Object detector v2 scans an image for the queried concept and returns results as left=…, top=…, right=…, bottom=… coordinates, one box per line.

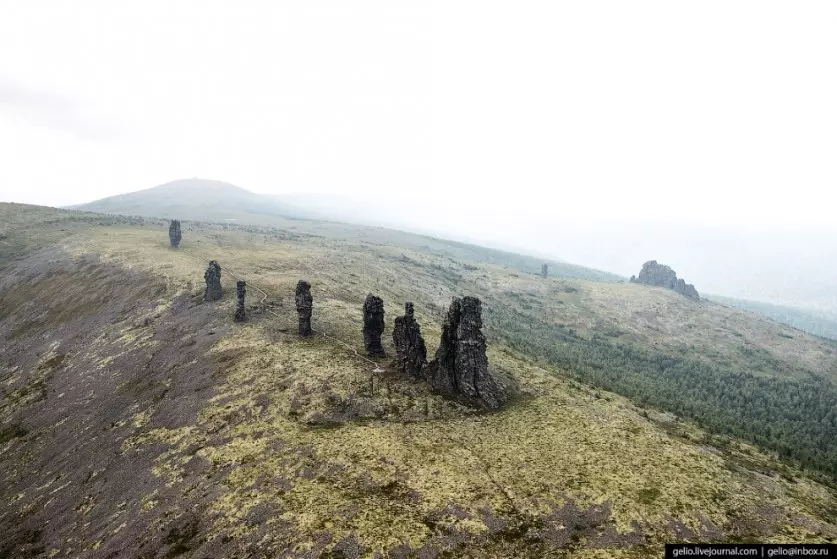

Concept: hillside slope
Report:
left=1, top=204, right=836, bottom=557
left=706, top=294, right=837, bottom=341
left=67, top=180, right=624, bottom=284
left=68, top=180, right=837, bottom=339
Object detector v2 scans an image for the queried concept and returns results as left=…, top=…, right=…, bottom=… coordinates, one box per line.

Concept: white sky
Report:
left=1, top=1, right=836, bottom=308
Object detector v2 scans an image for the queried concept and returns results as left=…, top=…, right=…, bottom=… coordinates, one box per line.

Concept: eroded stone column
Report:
left=363, top=294, right=386, bottom=357
left=295, top=280, right=313, bottom=336
left=234, top=280, right=246, bottom=322
left=423, top=296, right=512, bottom=410
left=169, top=220, right=182, bottom=248
left=203, top=261, right=222, bottom=301
left=393, top=302, right=427, bottom=377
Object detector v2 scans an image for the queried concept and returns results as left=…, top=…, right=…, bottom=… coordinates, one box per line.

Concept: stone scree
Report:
left=362, top=294, right=386, bottom=357
left=234, top=280, right=246, bottom=322
left=392, top=302, right=427, bottom=378
left=203, top=261, right=222, bottom=301
left=168, top=220, right=182, bottom=248
left=629, top=260, right=700, bottom=300
left=295, top=280, right=313, bottom=337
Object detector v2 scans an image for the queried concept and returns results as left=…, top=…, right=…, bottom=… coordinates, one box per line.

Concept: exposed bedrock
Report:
left=630, top=260, right=700, bottom=300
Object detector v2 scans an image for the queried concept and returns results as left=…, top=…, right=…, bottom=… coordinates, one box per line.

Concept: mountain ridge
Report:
left=1, top=202, right=836, bottom=557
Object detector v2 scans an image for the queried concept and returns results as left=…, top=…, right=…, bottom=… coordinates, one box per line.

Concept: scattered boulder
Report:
left=234, top=280, right=246, bottom=321
left=203, top=261, right=222, bottom=301
left=168, top=220, right=182, bottom=248
left=629, top=260, right=699, bottom=300
left=422, top=297, right=515, bottom=410
left=392, top=303, right=427, bottom=378
left=362, top=294, right=386, bottom=357
left=541, top=264, right=549, bottom=278
left=295, top=280, right=313, bottom=337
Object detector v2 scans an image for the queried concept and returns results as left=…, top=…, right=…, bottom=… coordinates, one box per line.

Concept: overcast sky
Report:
left=2, top=2, right=836, bottom=308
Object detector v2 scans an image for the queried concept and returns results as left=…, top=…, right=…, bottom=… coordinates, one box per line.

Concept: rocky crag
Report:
left=630, top=260, right=700, bottom=300
left=295, top=280, right=313, bottom=336
left=168, top=219, right=182, bottom=248
left=234, top=280, right=246, bottom=321
left=203, top=260, right=222, bottom=301
left=362, top=294, right=386, bottom=357
left=392, top=302, right=427, bottom=378
left=394, top=297, right=514, bottom=410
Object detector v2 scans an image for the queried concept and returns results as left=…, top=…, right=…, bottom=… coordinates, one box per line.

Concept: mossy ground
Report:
left=2, top=205, right=836, bottom=557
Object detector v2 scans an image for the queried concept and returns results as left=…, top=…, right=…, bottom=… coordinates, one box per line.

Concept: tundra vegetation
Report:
left=1, top=202, right=836, bottom=557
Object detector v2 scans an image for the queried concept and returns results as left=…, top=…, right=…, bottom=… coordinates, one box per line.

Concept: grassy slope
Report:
left=70, top=180, right=837, bottom=341
left=2, top=203, right=837, bottom=557
left=706, top=294, right=837, bottom=342
left=69, top=180, right=623, bottom=284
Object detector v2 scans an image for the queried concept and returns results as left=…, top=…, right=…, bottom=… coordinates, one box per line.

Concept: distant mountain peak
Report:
left=145, top=178, right=252, bottom=193
left=66, top=178, right=303, bottom=221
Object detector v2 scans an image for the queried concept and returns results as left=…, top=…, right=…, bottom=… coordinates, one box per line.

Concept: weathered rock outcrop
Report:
left=392, top=303, right=427, bottom=378
left=168, top=220, right=182, bottom=248
left=203, top=261, right=222, bottom=301
left=630, top=260, right=700, bottom=300
left=541, top=264, right=549, bottom=278
left=422, top=297, right=514, bottom=410
left=234, top=280, right=246, bottom=321
left=362, top=294, right=386, bottom=357
left=295, top=280, right=313, bottom=337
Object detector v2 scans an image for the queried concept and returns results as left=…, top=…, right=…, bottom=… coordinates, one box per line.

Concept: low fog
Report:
left=267, top=195, right=837, bottom=316
left=1, top=2, right=835, bottom=314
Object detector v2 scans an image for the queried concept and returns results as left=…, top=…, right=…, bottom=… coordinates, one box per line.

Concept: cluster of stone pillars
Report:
left=199, top=260, right=511, bottom=409
left=201, top=261, right=315, bottom=332
left=391, top=296, right=510, bottom=410
left=362, top=295, right=512, bottom=409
